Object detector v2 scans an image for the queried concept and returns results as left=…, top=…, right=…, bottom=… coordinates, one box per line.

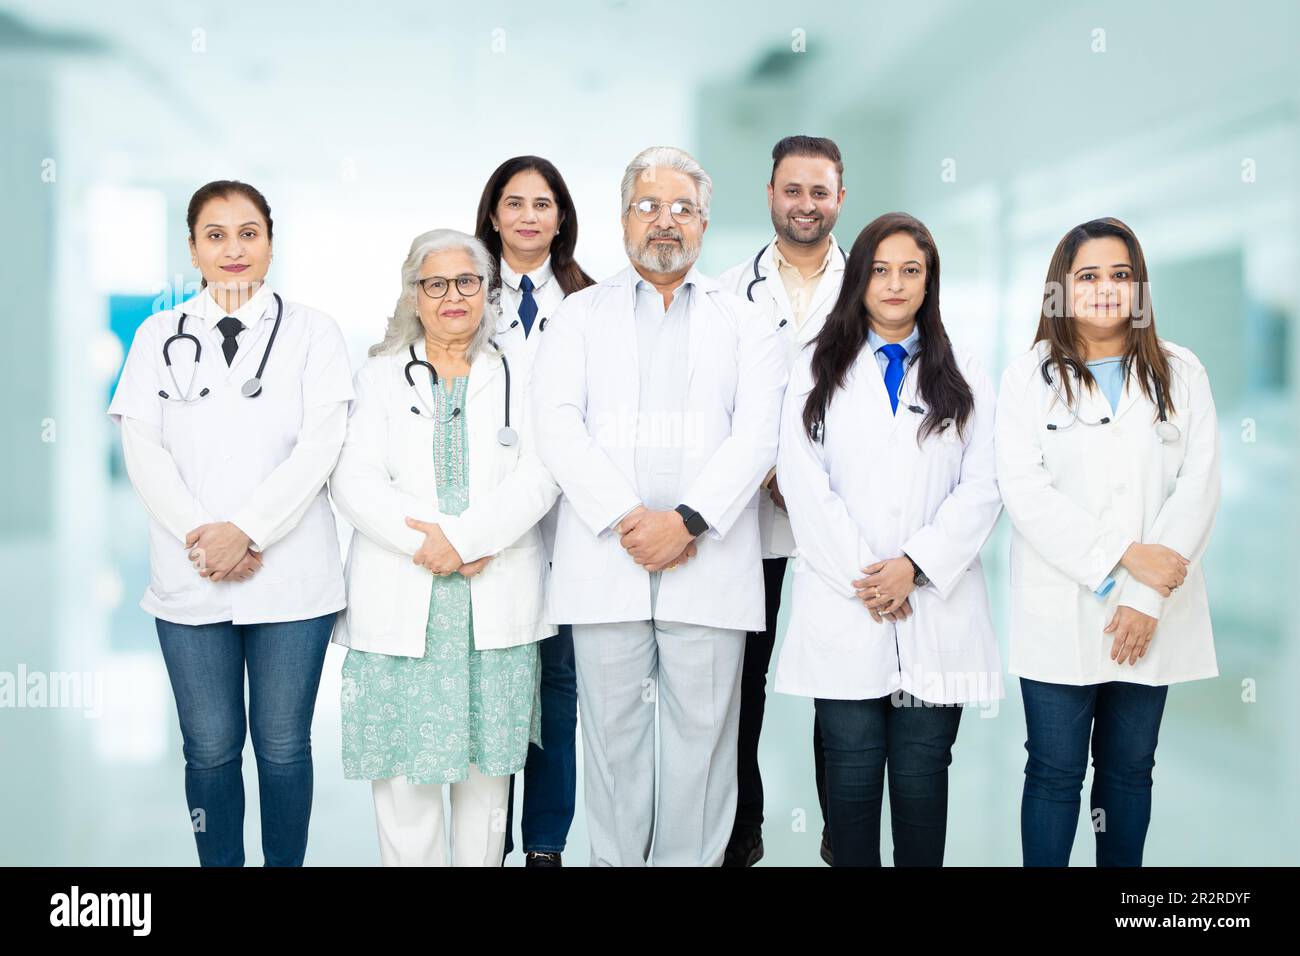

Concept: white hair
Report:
left=619, top=146, right=712, bottom=222
left=369, top=228, right=501, bottom=357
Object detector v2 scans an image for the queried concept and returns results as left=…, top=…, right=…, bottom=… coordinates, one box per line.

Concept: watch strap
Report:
left=674, top=504, right=708, bottom=537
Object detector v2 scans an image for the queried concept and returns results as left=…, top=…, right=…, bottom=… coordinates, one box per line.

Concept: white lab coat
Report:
left=492, top=258, right=569, bottom=558
left=773, top=340, right=1004, bottom=704
left=329, top=343, right=559, bottom=657
left=532, top=265, right=788, bottom=631
left=994, top=339, right=1220, bottom=686
left=492, top=256, right=567, bottom=389
left=718, top=236, right=847, bottom=557
left=107, top=286, right=354, bottom=625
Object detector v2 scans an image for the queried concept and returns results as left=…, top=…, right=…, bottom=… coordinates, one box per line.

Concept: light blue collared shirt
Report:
left=1086, top=357, right=1129, bottom=598
left=866, top=324, right=922, bottom=381
left=1087, top=356, right=1126, bottom=415
left=632, top=267, right=697, bottom=514
left=631, top=266, right=699, bottom=616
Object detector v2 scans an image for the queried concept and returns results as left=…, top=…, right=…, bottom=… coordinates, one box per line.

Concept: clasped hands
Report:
left=405, top=517, right=493, bottom=578
left=617, top=505, right=698, bottom=572
left=186, top=522, right=261, bottom=583
left=1101, top=542, right=1190, bottom=666
left=852, top=556, right=915, bottom=623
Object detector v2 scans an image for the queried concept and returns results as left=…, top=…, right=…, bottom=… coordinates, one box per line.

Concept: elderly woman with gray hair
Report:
left=329, top=228, right=559, bottom=866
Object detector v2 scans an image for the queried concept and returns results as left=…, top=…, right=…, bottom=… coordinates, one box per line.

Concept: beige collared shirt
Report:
left=773, top=239, right=835, bottom=330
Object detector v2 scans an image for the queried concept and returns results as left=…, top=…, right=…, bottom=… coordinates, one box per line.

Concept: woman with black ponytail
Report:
left=772, top=212, right=1004, bottom=866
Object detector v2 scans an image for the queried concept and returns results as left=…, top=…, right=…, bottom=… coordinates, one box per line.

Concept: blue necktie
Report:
left=880, top=342, right=907, bottom=414
left=518, top=274, right=538, bottom=337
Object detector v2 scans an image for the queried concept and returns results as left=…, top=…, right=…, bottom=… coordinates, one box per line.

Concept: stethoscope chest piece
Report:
left=497, top=426, right=518, bottom=447
left=1156, top=420, right=1181, bottom=444
left=241, top=376, right=263, bottom=398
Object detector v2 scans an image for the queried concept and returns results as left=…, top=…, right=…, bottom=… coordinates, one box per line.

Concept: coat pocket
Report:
left=343, top=536, right=402, bottom=638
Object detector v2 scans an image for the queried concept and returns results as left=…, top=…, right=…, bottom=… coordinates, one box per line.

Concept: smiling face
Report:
left=622, top=166, right=707, bottom=276
left=189, top=193, right=272, bottom=291
left=768, top=154, right=843, bottom=246
left=1067, top=236, right=1135, bottom=336
left=415, top=247, right=485, bottom=345
left=863, top=231, right=928, bottom=334
left=491, top=168, right=562, bottom=261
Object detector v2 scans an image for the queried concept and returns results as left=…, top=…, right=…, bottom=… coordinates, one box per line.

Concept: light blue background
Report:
left=0, top=0, right=1295, bottom=865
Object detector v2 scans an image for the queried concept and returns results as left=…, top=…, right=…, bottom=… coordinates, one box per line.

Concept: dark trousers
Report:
left=1019, top=676, right=1168, bottom=866
left=504, top=624, right=578, bottom=856
left=733, top=557, right=828, bottom=837
left=814, top=692, right=963, bottom=867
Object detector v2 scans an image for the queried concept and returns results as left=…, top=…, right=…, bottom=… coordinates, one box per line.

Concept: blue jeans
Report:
left=504, top=624, right=577, bottom=855
left=814, top=692, right=963, bottom=867
left=1019, top=676, right=1168, bottom=867
left=155, top=612, right=335, bottom=866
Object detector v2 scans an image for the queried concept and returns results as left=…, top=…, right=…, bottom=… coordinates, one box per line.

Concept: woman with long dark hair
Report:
left=995, top=217, right=1220, bottom=865
left=774, top=212, right=1003, bottom=866
left=473, top=155, right=594, bottom=866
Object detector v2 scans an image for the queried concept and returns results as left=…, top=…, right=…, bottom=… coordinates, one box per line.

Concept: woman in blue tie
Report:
left=473, top=156, right=594, bottom=866
left=775, top=212, right=1004, bottom=866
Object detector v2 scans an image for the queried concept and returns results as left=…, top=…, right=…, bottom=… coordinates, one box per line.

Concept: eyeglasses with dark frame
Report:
left=418, top=273, right=484, bottom=299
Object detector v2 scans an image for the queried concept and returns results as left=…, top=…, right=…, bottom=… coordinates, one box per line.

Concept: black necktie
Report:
left=217, top=316, right=243, bottom=366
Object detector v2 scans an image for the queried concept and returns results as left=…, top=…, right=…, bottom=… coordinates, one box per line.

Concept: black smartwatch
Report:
left=903, top=552, right=929, bottom=588
left=674, top=504, right=709, bottom=537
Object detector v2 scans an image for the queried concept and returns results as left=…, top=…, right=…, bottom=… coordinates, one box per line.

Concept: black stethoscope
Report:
left=498, top=274, right=551, bottom=338
left=403, top=342, right=518, bottom=447
left=1040, top=359, right=1180, bottom=443
left=158, top=293, right=283, bottom=402
left=812, top=346, right=925, bottom=444
left=499, top=315, right=550, bottom=336
left=745, top=240, right=848, bottom=329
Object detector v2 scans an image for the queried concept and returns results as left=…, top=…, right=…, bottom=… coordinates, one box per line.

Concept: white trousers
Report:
left=572, top=617, right=747, bottom=867
left=371, top=765, right=510, bottom=867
